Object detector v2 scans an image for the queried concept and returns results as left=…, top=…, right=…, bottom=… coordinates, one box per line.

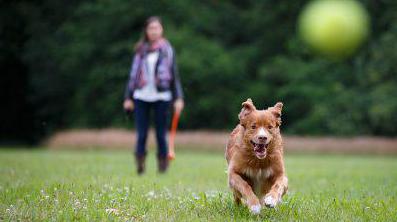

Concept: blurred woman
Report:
left=123, top=16, right=184, bottom=174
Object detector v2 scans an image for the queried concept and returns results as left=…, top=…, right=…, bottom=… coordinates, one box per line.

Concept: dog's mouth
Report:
left=250, top=140, right=268, bottom=159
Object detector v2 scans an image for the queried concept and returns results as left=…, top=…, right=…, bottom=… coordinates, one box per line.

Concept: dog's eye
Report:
left=251, top=125, right=256, bottom=129
left=268, top=125, right=273, bottom=130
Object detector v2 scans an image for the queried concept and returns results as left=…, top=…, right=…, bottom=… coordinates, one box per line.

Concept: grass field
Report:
left=0, top=149, right=396, bottom=221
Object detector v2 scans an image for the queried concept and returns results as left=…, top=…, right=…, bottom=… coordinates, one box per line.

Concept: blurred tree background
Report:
left=1, top=0, right=396, bottom=144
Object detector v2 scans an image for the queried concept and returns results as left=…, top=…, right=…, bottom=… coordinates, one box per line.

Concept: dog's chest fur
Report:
left=241, top=167, right=273, bottom=196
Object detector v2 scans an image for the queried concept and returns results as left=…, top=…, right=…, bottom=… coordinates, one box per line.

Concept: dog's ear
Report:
left=269, top=102, right=283, bottom=127
left=238, top=98, right=256, bottom=125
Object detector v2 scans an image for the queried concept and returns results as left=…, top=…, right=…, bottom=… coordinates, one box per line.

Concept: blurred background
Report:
left=1, top=0, right=396, bottom=149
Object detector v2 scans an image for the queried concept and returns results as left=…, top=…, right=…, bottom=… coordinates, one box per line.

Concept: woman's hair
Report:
left=134, top=16, right=163, bottom=52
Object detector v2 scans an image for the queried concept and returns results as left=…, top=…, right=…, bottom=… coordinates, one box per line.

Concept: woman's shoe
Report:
left=157, top=156, right=168, bottom=173
left=136, top=155, right=146, bottom=175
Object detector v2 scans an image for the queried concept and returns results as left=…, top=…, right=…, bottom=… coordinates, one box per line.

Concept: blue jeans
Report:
left=134, top=99, right=171, bottom=158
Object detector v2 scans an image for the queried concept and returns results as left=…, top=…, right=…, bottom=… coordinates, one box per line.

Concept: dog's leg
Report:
left=262, top=175, right=288, bottom=208
left=233, top=190, right=242, bottom=205
left=229, top=172, right=261, bottom=214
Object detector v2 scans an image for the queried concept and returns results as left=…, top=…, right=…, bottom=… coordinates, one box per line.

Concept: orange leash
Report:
left=168, top=111, right=180, bottom=160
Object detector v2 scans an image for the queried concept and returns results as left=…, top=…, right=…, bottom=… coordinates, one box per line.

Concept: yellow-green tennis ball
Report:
left=299, top=0, right=370, bottom=59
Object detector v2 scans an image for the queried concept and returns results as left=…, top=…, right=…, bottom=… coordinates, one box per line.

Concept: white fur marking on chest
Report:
left=243, top=167, right=273, bottom=180
left=242, top=167, right=273, bottom=196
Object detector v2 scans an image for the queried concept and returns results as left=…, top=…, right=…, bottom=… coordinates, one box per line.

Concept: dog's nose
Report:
left=258, top=136, right=267, bottom=141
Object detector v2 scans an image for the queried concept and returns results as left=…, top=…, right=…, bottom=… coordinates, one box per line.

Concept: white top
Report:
left=133, top=51, right=172, bottom=102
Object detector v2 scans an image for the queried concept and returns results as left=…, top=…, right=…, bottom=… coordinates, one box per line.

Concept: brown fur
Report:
left=225, top=99, right=288, bottom=214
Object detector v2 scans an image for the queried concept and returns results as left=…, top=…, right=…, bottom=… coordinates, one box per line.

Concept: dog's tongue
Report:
left=254, top=143, right=266, bottom=152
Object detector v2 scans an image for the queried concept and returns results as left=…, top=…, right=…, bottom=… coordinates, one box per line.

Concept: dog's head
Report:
left=238, top=98, right=283, bottom=159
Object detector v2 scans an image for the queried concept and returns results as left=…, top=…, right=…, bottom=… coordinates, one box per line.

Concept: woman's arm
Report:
left=171, top=52, right=184, bottom=100
left=123, top=53, right=141, bottom=111
left=124, top=53, right=140, bottom=100
left=170, top=49, right=184, bottom=113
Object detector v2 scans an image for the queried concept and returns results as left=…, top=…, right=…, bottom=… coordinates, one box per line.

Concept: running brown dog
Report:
left=225, top=98, right=288, bottom=214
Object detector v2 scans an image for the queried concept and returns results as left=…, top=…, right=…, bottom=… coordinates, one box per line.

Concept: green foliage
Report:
left=2, top=0, right=397, bottom=140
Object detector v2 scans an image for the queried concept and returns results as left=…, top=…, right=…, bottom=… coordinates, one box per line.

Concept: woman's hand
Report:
left=174, top=99, right=184, bottom=114
left=123, top=99, right=134, bottom=112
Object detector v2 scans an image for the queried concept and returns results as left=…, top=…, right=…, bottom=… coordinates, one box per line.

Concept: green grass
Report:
left=0, top=149, right=396, bottom=221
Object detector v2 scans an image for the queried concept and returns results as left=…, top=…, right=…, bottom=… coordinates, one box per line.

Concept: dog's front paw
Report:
left=249, top=204, right=261, bottom=215
left=247, top=197, right=261, bottom=215
left=263, top=194, right=278, bottom=208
